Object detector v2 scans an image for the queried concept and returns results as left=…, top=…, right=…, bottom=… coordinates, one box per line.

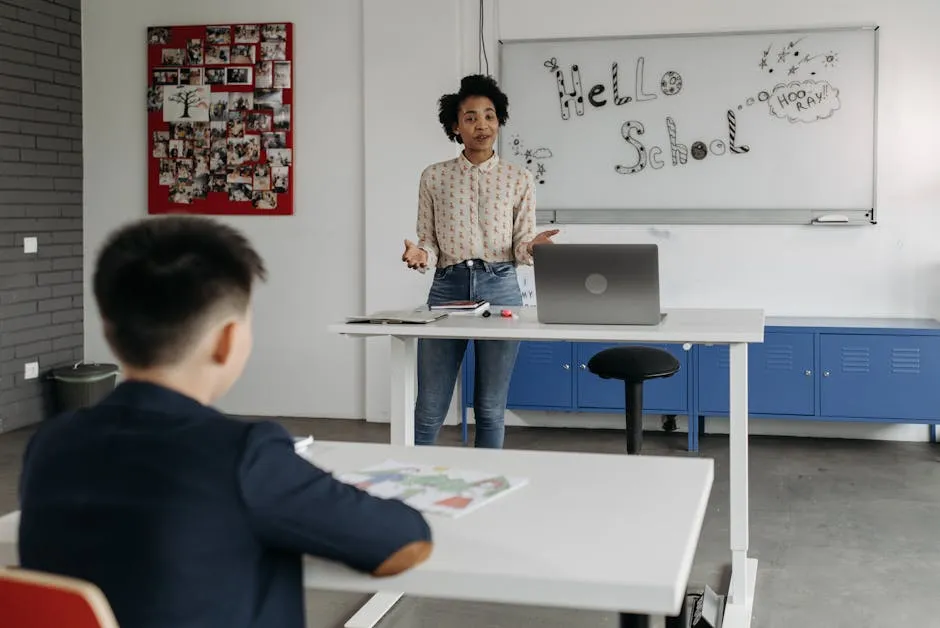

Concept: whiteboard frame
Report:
left=499, top=24, right=880, bottom=227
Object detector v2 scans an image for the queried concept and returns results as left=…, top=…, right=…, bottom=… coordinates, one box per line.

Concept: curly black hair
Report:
left=437, top=74, right=510, bottom=144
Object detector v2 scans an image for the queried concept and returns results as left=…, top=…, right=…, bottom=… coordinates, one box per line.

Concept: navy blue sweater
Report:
left=18, top=381, right=431, bottom=628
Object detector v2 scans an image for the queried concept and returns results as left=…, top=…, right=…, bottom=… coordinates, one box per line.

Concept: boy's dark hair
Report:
left=93, top=215, right=267, bottom=368
left=437, top=74, right=509, bottom=143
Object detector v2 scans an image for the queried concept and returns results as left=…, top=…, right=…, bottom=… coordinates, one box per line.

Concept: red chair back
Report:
left=0, top=567, right=119, bottom=628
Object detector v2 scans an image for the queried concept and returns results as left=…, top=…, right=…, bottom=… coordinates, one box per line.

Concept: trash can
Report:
left=50, top=362, right=120, bottom=413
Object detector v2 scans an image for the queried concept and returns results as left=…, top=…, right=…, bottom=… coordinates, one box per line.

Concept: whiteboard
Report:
left=498, top=26, right=878, bottom=224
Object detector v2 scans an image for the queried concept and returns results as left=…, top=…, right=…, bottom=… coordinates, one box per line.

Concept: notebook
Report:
left=430, top=300, right=490, bottom=316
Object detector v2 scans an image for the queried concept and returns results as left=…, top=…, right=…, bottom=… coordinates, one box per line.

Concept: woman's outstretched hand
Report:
left=525, top=229, right=560, bottom=256
left=402, top=239, right=429, bottom=270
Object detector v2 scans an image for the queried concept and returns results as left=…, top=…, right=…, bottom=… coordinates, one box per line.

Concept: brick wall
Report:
left=0, top=0, right=83, bottom=433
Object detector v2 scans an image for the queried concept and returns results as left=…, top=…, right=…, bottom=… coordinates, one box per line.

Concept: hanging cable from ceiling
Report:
left=479, top=0, right=490, bottom=75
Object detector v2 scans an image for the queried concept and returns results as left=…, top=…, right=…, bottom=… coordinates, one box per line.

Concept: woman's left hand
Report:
left=526, top=229, right=560, bottom=255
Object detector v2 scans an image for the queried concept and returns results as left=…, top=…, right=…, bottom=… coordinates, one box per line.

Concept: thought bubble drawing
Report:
left=767, top=79, right=840, bottom=123
left=510, top=134, right=553, bottom=184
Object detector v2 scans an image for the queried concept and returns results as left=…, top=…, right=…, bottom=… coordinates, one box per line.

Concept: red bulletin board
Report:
left=146, top=23, right=294, bottom=216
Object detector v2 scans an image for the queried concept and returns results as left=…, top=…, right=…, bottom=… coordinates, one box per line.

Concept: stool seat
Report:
left=586, top=346, right=681, bottom=455
left=588, top=346, right=680, bottom=382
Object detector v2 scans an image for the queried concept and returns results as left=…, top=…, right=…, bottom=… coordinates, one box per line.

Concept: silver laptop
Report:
left=532, top=243, right=665, bottom=325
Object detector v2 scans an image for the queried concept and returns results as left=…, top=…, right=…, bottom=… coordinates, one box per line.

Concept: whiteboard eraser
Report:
left=813, top=214, right=850, bottom=224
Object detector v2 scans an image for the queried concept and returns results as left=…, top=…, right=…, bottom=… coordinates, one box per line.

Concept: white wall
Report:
left=82, top=0, right=365, bottom=418
left=361, top=0, right=462, bottom=422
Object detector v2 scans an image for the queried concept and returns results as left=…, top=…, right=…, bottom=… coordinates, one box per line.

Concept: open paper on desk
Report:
left=337, top=459, right=528, bottom=518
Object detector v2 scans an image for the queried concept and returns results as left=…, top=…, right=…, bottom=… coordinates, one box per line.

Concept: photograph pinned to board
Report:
left=226, top=66, right=253, bottom=85
left=255, top=61, right=273, bottom=88
left=273, top=61, right=291, bottom=88
left=148, top=26, right=170, bottom=45
left=146, top=21, right=294, bottom=215
left=205, top=45, right=229, bottom=65
left=247, top=112, right=271, bottom=133
left=254, top=88, right=282, bottom=109
left=163, top=86, right=210, bottom=122
left=231, top=44, right=256, bottom=64
left=205, top=67, right=226, bottom=85
left=186, top=38, right=203, bottom=64
left=337, top=459, right=529, bottom=518
left=235, top=24, right=260, bottom=44
left=179, top=67, right=203, bottom=86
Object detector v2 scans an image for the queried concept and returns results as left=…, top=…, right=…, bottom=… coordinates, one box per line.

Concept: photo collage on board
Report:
left=147, top=23, right=292, bottom=213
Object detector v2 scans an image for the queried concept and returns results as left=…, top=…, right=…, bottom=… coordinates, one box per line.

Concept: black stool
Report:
left=587, top=346, right=681, bottom=455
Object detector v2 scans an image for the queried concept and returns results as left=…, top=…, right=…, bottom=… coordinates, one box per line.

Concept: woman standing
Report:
left=401, top=74, right=558, bottom=448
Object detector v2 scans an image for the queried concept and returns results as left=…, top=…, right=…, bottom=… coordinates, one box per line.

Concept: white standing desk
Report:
left=330, top=307, right=764, bottom=628
left=0, top=440, right=714, bottom=624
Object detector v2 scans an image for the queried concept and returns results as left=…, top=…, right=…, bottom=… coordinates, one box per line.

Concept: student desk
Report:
left=330, top=307, right=764, bottom=628
left=0, top=440, right=714, bottom=625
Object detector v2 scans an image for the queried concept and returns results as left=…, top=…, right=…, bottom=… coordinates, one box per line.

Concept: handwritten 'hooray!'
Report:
left=548, top=57, right=749, bottom=174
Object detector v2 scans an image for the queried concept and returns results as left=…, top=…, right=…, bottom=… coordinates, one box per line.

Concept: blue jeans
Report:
left=414, top=260, right=523, bottom=448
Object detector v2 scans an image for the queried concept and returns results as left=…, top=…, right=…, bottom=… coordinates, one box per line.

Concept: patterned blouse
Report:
left=416, top=152, right=537, bottom=270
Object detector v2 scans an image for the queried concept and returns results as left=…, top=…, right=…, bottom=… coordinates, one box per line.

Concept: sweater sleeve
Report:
left=238, top=421, right=432, bottom=574
left=415, top=168, right=439, bottom=271
left=512, top=169, right=537, bottom=265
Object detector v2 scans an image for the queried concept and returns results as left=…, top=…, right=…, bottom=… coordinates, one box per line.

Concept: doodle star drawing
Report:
left=744, top=37, right=842, bottom=123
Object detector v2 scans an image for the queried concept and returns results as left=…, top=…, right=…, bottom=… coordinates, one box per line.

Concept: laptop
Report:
left=532, top=243, right=665, bottom=325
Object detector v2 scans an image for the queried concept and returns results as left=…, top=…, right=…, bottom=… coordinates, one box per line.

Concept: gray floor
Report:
left=2, top=419, right=938, bottom=628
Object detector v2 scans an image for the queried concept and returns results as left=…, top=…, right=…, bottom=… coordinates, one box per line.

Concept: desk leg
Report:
left=723, top=343, right=756, bottom=628
left=344, top=592, right=403, bottom=628
left=388, top=335, right=417, bottom=446
left=343, top=336, right=416, bottom=628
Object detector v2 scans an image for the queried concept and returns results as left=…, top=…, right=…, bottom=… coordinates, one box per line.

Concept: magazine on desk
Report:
left=337, top=459, right=528, bottom=518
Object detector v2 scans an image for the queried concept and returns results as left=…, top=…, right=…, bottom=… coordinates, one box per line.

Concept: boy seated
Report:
left=17, top=216, right=432, bottom=628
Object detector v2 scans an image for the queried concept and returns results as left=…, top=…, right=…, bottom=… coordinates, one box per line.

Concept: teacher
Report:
left=401, top=74, right=559, bottom=448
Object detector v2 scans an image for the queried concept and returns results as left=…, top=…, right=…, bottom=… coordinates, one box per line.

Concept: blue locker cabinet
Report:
left=697, top=331, right=815, bottom=416
left=819, top=334, right=940, bottom=421
left=464, top=341, right=574, bottom=409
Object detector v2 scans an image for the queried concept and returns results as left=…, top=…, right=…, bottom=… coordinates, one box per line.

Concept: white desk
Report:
left=330, top=307, right=764, bottom=628
left=0, top=440, right=714, bottom=623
